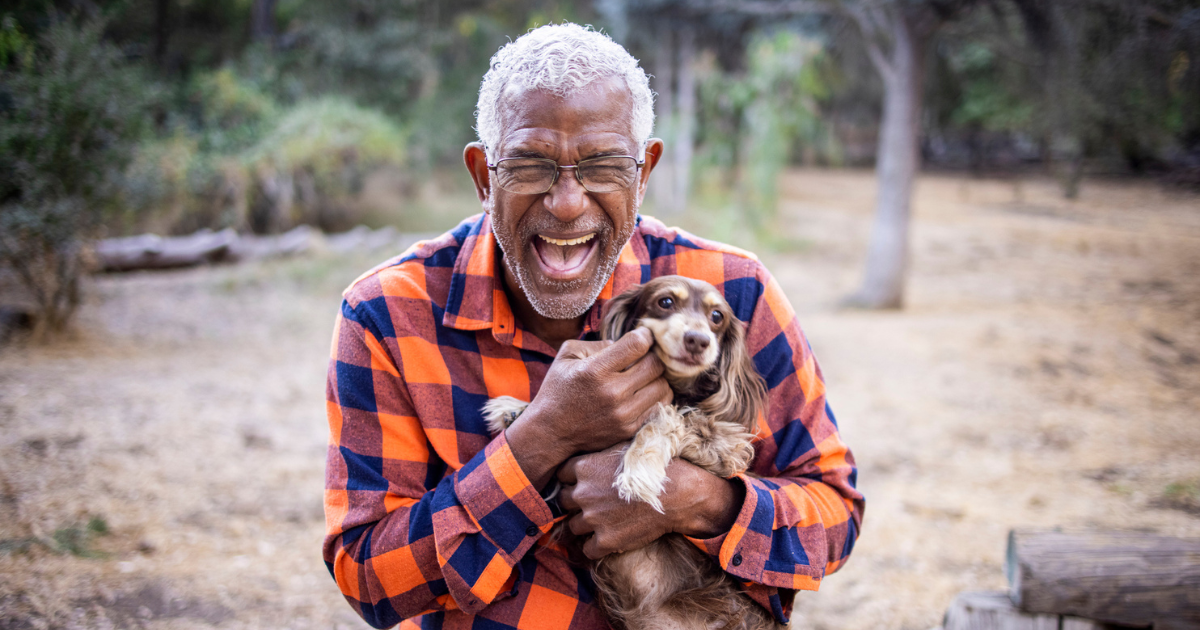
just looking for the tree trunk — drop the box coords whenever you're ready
[671,25,696,215]
[652,25,675,216]
[250,0,277,43]
[154,0,170,66]
[845,11,926,309]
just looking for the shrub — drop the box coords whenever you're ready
[0,16,155,338]
[240,97,406,233]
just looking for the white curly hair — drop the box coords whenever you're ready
[475,23,655,162]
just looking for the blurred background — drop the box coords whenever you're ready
[1,1,1199,629]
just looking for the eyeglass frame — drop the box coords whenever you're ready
[486,155,646,195]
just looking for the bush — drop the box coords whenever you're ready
[0,16,155,338]
[240,97,406,233]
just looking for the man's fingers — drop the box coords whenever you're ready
[593,327,654,372]
[582,535,608,560]
[620,350,665,387]
[557,339,612,360]
[558,484,578,512]
[556,456,580,486]
[624,377,673,425]
[568,513,593,537]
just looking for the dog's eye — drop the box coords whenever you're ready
[658,297,674,309]
[711,310,724,325]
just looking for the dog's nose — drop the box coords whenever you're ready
[683,331,710,354]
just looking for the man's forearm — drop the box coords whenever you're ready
[666,459,746,539]
[504,411,575,491]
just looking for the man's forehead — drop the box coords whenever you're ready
[495,78,638,155]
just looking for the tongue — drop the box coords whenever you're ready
[534,238,592,272]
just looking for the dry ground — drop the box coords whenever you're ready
[1,168,1198,630]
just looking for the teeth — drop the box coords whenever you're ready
[539,233,595,247]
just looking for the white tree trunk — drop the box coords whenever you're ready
[652,27,676,215]
[847,11,925,309]
[671,25,697,214]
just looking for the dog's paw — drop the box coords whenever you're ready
[481,396,529,435]
[613,457,667,513]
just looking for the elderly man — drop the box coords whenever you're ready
[324,23,862,629]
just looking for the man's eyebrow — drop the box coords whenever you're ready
[502,149,551,159]
[582,149,631,159]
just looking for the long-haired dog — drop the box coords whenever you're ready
[484,276,781,630]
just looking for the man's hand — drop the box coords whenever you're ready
[557,445,747,559]
[505,328,672,490]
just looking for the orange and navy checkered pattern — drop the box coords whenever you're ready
[325,213,864,629]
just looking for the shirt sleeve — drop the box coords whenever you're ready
[685,262,865,624]
[323,295,557,629]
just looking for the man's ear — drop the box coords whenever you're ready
[464,142,492,205]
[635,138,665,205]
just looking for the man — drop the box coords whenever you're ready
[324,23,862,629]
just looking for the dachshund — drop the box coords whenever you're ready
[483,276,779,630]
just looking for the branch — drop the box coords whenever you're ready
[847,3,896,80]
[862,37,895,81]
[692,0,835,16]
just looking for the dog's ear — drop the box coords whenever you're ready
[705,318,767,433]
[600,285,644,341]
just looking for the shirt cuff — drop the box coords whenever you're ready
[453,431,557,563]
[684,474,825,592]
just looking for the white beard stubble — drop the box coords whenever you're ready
[491,205,636,321]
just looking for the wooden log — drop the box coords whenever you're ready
[942,592,1062,630]
[96,229,238,271]
[1006,530,1200,628]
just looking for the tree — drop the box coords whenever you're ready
[839,1,956,309]
[0,17,155,338]
[709,0,975,309]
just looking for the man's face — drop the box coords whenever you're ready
[475,78,656,320]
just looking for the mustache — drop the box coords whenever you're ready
[518,211,612,240]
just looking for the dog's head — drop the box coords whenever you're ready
[601,276,766,430]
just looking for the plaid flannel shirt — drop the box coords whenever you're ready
[324,213,863,629]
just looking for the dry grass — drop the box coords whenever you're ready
[1,168,1198,629]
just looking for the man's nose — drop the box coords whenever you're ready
[542,168,589,224]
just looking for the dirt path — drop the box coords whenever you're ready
[1,169,1198,630]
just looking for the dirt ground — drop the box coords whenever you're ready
[1,168,1198,630]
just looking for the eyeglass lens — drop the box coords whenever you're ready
[494,157,638,194]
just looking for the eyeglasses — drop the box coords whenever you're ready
[488,155,644,195]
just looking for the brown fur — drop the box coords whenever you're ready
[481,276,779,629]
[592,276,778,630]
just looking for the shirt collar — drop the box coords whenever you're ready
[443,213,649,352]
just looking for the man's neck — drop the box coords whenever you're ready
[502,265,585,353]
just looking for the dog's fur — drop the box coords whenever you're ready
[483,276,780,630]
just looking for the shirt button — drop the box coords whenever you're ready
[526,525,541,537]
[731,553,743,567]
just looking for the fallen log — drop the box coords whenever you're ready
[95,225,416,272]
[96,229,239,271]
[943,592,1065,630]
[1006,530,1200,629]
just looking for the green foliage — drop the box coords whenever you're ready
[126,93,409,235]
[930,0,1200,191]
[124,67,278,235]
[0,15,156,337]
[0,516,110,558]
[695,30,836,228]
[242,97,407,232]
[272,1,571,165]
[945,42,1033,132]
[190,67,280,155]
[0,15,32,67]
[51,516,111,558]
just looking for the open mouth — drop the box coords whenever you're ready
[530,232,599,279]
